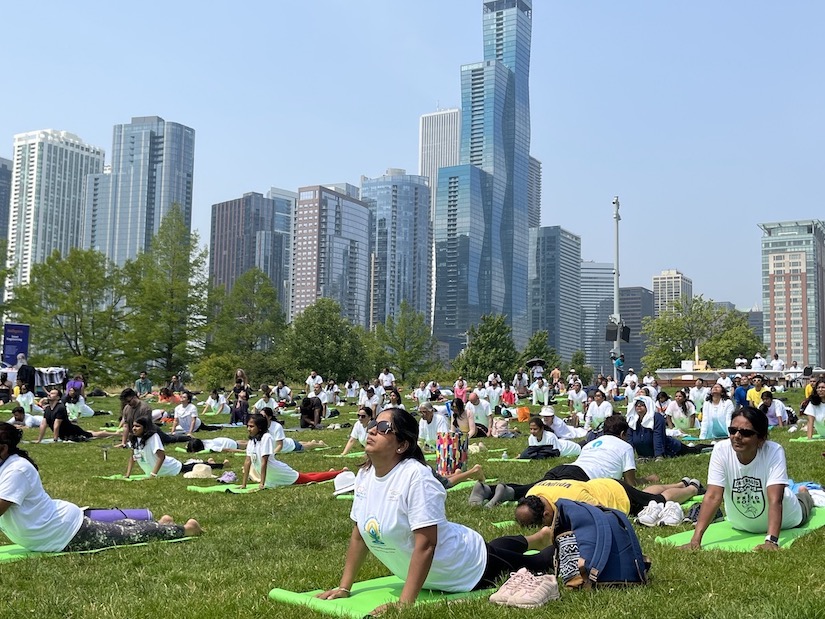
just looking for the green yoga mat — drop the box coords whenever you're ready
[268,575,492,619]
[424,453,436,461]
[94,474,151,482]
[655,507,825,552]
[492,520,517,529]
[789,436,825,442]
[175,447,211,454]
[186,484,262,494]
[0,537,193,565]
[485,458,533,463]
[445,478,498,492]
[326,452,366,459]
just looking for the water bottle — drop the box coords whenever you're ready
[502,451,509,460]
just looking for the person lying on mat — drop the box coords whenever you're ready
[186,437,244,453]
[514,476,703,527]
[472,415,661,508]
[0,422,202,552]
[517,416,581,460]
[681,407,814,551]
[240,414,343,490]
[126,418,227,479]
[259,406,327,454]
[626,395,711,461]
[316,407,562,614]
[7,405,43,429]
[341,406,374,455]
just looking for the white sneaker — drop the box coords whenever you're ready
[637,500,663,527]
[506,573,560,608]
[489,568,534,605]
[657,501,684,526]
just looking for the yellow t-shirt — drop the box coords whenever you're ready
[746,386,770,408]
[526,478,631,515]
[805,384,814,399]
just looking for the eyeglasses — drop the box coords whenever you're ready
[368,420,394,435]
[728,427,758,438]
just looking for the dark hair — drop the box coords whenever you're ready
[159,387,172,397]
[0,422,37,470]
[451,398,466,430]
[49,388,63,399]
[731,406,769,439]
[707,384,730,401]
[187,438,205,452]
[810,379,825,406]
[261,407,274,420]
[515,495,544,526]
[120,387,137,402]
[363,408,425,471]
[674,390,690,414]
[66,389,80,404]
[260,384,272,397]
[359,406,374,420]
[603,414,629,437]
[388,388,402,403]
[128,417,157,449]
[528,416,544,428]
[657,391,670,402]
[11,406,25,417]
[248,413,268,440]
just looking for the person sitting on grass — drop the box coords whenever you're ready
[518,416,581,460]
[759,391,787,428]
[471,415,662,508]
[681,407,814,551]
[299,396,325,430]
[0,423,202,552]
[341,406,374,456]
[7,405,43,429]
[15,383,43,416]
[804,379,825,440]
[315,407,560,615]
[36,389,119,443]
[627,395,710,461]
[126,418,226,479]
[240,414,343,490]
[201,389,230,416]
[700,384,735,440]
[664,390,697,432]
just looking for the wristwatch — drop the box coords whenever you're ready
[764,535,779,546]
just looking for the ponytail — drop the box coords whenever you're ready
[0,422,38,470]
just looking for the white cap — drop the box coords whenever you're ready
[182,463,216,479]
[539,406,555,417]
[332,471,357,496]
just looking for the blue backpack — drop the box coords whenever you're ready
[551,499,650,589]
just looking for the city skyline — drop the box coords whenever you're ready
[2,1,824,308]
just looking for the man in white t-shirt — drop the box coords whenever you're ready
[566,382,588,424]
[643,372,655,387]
[312,383,329,418]
[769,354,785,373]
[716,371,733,394]
[8,407,43,429]
[623,368,639,387]
[623,381,640,412]
[689,378,709,412]
[751,353,767,371]
[417,402,449,449]
[378,368,396,390]
[734,354,748,369]
[305,371,323,392]
[530,364,544,380]
[785,361,803,388]
[531,378,550,406]
[466,393,492,435]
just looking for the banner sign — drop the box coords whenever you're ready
[3,323,30,367]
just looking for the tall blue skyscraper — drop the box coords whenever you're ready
[433,0,532,357]
[84,116,195,264]
[0,157,11,243]
[361,169,431,328]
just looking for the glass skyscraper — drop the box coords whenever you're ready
[433,0,532,357]
[581,261,615,375]
[361,169,431,328]
[84,116,195,265]
[0,157,11,243]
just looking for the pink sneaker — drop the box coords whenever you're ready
[489,568,534,605]
[506,573,560,608]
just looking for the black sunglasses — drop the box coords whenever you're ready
[368,420,394,435]
[357,414,368,419]
[728,427,758,438]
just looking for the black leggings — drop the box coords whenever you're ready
[180,462,224,474]
[508,464,591,501]
[63,517,185,552]
[474,535,555,589]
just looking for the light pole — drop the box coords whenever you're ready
[611,196,622,363]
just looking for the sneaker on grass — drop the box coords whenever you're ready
[506,573,560,608]
[657,501,684,526]
[489,568,534,605]
[637,500,664,527]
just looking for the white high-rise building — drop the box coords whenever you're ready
[418,109,461,207]
[7,130,104,291]
[652,269,693,316]
[581,261,615,373]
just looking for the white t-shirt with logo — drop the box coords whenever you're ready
[268,420,298,454]
[418,413,449,447]
[350,458,487,592]
[572,435,636,480]
[134,433,183,477]
[0,454,84,551]
[350,421,369,446]
[246,433,299,487]
[202,437,239,452]
[707,440,802,533]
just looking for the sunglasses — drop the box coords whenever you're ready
[728,427,758,438]
[368,420,394,435]
[357,414,368,419]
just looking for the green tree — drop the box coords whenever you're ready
[356,326,390,383]
[121,205,211,381]
[519,330,561,373]
[375,300,438,384]
[280,298,366,382]
[641,295,763,372]
[208,268,285,354]
[452,314,518,381]
[6,248,125,383]
[568,350,594,386]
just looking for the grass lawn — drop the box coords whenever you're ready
[2,390,825,619]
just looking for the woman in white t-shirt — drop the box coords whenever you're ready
[240,414,342,490]
[583,390,613,433]
[201,389,230,416]
[316,408,559,614]
[344,378,360,403]
[341,406,373,455]
[699,384,735,440]
[173,392,201,435]
[804,379,825,440]
[186,437,243,453]
[0,423,202,551]
[126,418,184,479]
[15,384,44,416]
[259,407,326,455]
[519,417,581,459]
[664,390,696,432]
[683,407,814,551]
[253,386,278,413]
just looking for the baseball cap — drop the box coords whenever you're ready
[332,471,356,496]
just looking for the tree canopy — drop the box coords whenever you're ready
[375,300,438,384]
[452,314,518,381]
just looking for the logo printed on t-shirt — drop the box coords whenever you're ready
[364,517,384,545]
[731,475,765,519]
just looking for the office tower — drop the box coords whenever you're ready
[84,116,195,265]
[361,169,431,327]
[581,261,614,374]
[209,189,294,306]
[0,157,12,242]
[527,155,542,228]
[418,108,461,209]
[748,307,764,343]
[7,130,104,289]
[619,286,654,372]
[433,0,533,357]
[652,269,693,316]
[528,226,581,361]
[291,185,372,328]
[759,220,825,367]
[714,301,736,312]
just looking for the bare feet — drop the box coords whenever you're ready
[223,459,230,467]
[525,526,554,551]
[158,514,175,525]
[467,463,485,481]
[183,519,203,537]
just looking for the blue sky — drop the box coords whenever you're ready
[3,1,823,309]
